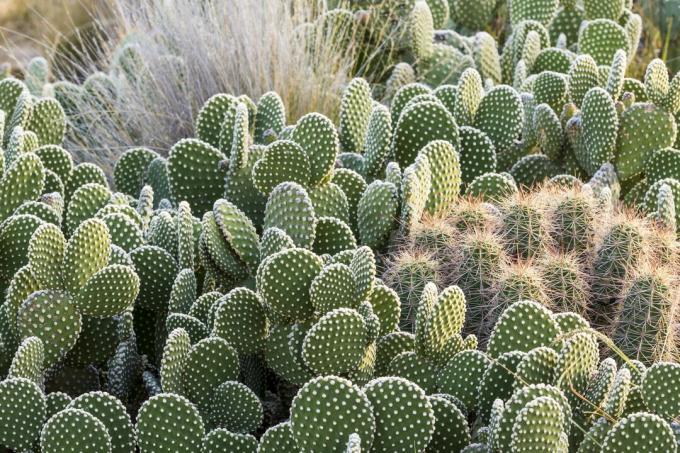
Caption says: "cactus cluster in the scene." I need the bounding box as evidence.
[0,0,679,451]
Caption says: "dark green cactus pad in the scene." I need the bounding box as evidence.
[290,376,375,452]
[183,336,239,414]
[312,216,356,256]
[263,182,316,249]
[578,87,619,175]
[209,380,262,433]
[510,154,562,187]
[167,138,226,213]
[187,291,221,327]
[474,85,523,153]
[41,408,112,453]
[159,327,190,394]
[458,126,497,185]
[292,112,339,186]
[254,91,285,143]
[195,93,237,148]
[257,247,322,320]
[375,331,415,375]
[136,393,205,453]
[392,100,459,168]
[213,287,268,355]
[35,144,73,182]
[388,350,438,393]
[602,368,631,418]
[578,19,629,66]
[202,429,257,453]
[213,198,260,272]
[533,103,562,160]
[553,332,599,405]
[45,391,72,419]
[465,172,518,203]
[391,83,432,125]
[18,290,82,367]
[166,313,208,344]
[259,227,295,260]
[357,180,399,249]
[487,300,560,358]
[258,421,299,453]
[478,351,525,422]
[0,153,45,223]
[63,218,110,294]
[614,103,677,181]
[331,168,367,232]
[8,336,43,382]
[421,140,461,216]
[15,200,61,225]
[533,71,569,114]
[400,153,431,234]
[601,412,676,453]
[27,97,65,146]
[492,384,571,452]
[74,264,139,317]
[576,416,613,453]
[28,222,65,290]
[569,55,600,107]
[438,350,491,410]
[427,394,471,452]
[645,147,680,185]
[65,182,111,235]
[515,346,559,388]
[641,362,680,419]
[129,245,178,310]
[302,308,366,375]
[101,213,144,252]
[364,376,435,453]
[201,211,247,281]
[367,283,400,335]
[364,104,392,178]
[145,157,171,206]
[310,263,359,312]
[510,396,566,452]
[350,246,376,302]
[67,391,135,453]
[114,147,158,197]
[64,162,107,203]
[308,183,350,225]
[0,377,46,451]
[253,140,310,196]
[339,78,372,154]
[264,324,313,386]
[4,265,39,339]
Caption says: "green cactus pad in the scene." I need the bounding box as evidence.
[257,247,322,319]
[67,211,109,277]
[165,313,208,344]
[363,376,435,453]
[74,264,139,317]
[258,421,298,452]
[363,104,392,178]
[213,198,260,272]
[159,327,190,394]
[292,112,339,186]
[45,392,72,419]
[578,19,629,66]
[458,126,497,185]
[601,412,675,453]
[253,140,310,196]
[113,147,158,197]
[254,91,285,143]
[646,148,680,185]
[312,216,356,256]
[421,140,461,216]
[310,263,359,312]
[641,362,680,419]
[367,283,401,335]
[183,336,239,414]
[209,380,262,433]
[167,138,226,213]
[427,394,471,452]
[213,287,267,355]
[392,100,458,169]
[492,384,571,452]
[0,153,45,223]
[41,408,112,453]
[65,182,111,234]
[308,184,350,225]
[357,180,399,249]
[302,308,366,374]
[579,87,619,175]
[259,227,295,260]
[487,300,560,358]
[614,103,677,181]
[515,346,559,388]
[64,162,107,202]
[28,222,65,290]
[466,172,518,203]
[202,429,257,453]
[263,182,316,249]
[569,55,601,107]
[67,391,135,453]
[129,245,178,311]
[0,377,46,450]
[8,335,44,382]
[510,395,566,452]
[195,93,237,148]
[474,85,523,153]
[331,168,367,231]
[478,351,525,421]
[438,349,491,409]
[136,393,205,453]
[18,290,82,367]
[339,78,372,154]
[264,324,314,386]
[290,375,375,452]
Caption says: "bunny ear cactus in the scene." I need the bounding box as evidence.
[578,19,629,66]
[254,91,286,144]
[136,393,205,453]
[252,140,310,196]
[291,112,339,186]
[339,78,373,154]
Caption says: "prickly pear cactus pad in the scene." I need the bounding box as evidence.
[290,376,375,452]
[641,362,680,419]
[363,377,435,453]
[601,412,676,453]
[0,377,46,451]
[136,393,205,453]
[67,391,135,453]
[41,408,112,453]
